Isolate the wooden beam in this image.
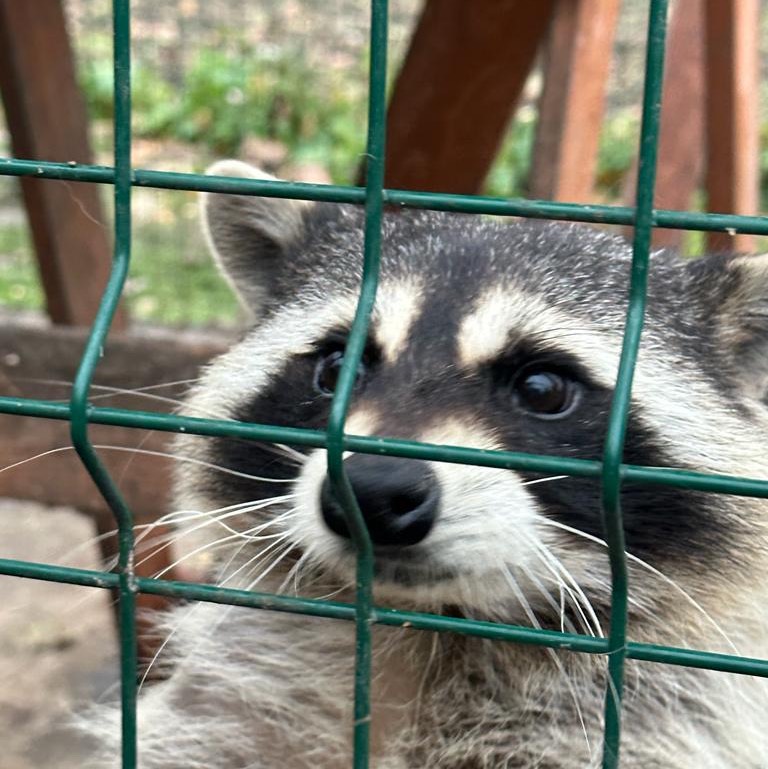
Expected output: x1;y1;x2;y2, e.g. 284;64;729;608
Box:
384;0;556;194
0;0;127;328
529;0;621;202
704;0;759;253
623;0;705;250
0;320;230;520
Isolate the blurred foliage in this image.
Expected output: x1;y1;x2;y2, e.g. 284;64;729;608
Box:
485;108;537;198
5;29;767;326
123;192;242;327
0;224;42;312
79;39;367;182
596;110;639;199
0;187;243;327
79;39;642;197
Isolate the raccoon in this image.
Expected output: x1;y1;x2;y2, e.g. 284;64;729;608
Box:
85;160;768;768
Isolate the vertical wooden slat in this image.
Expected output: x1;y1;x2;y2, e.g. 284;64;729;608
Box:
704;0;759;253
623;0;705;250
530;0;621;202
0;0;127;328
384;0;556;194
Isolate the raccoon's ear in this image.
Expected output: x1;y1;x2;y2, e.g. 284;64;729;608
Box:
202;160;310;314
705;253;768;399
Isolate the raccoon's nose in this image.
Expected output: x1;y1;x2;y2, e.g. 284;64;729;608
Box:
320;455;438;547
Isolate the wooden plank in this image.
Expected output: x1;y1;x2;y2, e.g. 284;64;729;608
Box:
384;0;556;194
623;0;705;250
529;0;621;202
704;0;759;253
0;0;127;328
0;319;230;521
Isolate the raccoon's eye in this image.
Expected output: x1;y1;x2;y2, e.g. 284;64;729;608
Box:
513;367;580;418
314;350;366;397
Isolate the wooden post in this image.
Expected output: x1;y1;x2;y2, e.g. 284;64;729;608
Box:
384;0;556;194
0;0;127;328
623;0;705;250
704;0;759;253
530;0;621;202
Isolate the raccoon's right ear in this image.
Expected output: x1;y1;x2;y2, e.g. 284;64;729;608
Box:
701;252;768;399
202;160;310;314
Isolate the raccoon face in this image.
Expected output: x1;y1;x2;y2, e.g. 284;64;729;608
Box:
176;161;768;626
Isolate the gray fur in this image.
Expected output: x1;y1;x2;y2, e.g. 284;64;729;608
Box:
202;160;308;314
83;162;768;768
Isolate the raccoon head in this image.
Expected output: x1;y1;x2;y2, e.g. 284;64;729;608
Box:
177;161;768;634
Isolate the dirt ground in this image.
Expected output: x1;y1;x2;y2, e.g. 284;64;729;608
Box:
0;499;118;769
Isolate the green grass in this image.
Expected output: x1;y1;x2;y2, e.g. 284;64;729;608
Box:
0;196;241;328
125;205;241;328
0;222;43;312
80;40;369;184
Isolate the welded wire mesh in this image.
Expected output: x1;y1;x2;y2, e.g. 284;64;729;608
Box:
3;1;768;768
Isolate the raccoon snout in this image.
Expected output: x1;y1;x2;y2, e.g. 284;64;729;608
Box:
319;455;438;547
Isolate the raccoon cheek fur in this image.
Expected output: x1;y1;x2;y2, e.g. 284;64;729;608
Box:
81;161;768;769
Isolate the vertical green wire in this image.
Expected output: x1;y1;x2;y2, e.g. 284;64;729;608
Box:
325;1;388;766
68;0;137;766
600;1;669;767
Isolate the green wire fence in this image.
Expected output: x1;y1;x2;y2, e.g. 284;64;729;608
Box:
2;1;768;767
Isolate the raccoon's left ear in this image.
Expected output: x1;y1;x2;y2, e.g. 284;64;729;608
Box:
202;160;310;315
701;252;768;398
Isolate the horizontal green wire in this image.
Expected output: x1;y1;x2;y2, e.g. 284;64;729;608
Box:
2;558;767;678
2;396;768;498
2;156;768;234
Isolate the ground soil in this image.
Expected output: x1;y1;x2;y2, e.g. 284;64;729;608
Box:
0;499;117;769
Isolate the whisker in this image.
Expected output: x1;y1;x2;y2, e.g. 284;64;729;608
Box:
138;600;206;692
134;524;290;576
95;445;298;483
230;540;298;604
133;498;296;571
497;559;592;757
220;524;298;589
528;537;604;638
273;443;307;464
137;497;295;540
517;561;580;635
149;497;288;528
213;532;259;587
0;446;74;475
15;377;200;410
150;531;252;579
274;548;311;595
153;534;302;691
538;517;739;653
0;443;297;484
520;475;569;486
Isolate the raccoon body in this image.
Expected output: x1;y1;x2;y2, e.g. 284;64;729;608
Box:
86;161;768;768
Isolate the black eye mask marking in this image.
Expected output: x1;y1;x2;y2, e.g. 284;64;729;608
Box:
310;329;381;398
